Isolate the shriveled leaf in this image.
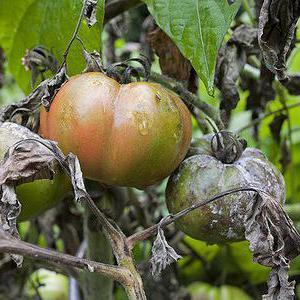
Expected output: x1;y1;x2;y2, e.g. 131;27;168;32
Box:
0;65;67;131
41;65;67;110
279;139;291;173
147;21;192;82
143;0;242;94
84;0;98;28
0;0;105;93
82;49;104;72
215;25;258;113
282;75;300;95
258;0;300;81
245;193;300;299
21;46;59;87
150;227;182;277
269;114;287;144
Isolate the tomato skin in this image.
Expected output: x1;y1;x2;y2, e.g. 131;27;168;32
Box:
0;123;71;221
166;136;285;244
39;72;192;188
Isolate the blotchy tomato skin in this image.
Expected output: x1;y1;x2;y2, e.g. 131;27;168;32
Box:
39;72;192;187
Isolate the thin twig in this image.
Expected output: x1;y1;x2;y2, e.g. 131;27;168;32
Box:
237;102;300;133
60;0;87;69
127;187;264;249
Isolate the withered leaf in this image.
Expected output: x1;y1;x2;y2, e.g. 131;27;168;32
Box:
281;75;300;95
0;122;95;267
0;65;67;131
258;0;300;81
84;0;98;28
83;49;104;73
21;46;59;87
245;193;300;299
269;113;287;144
41;65;67;110
279;138;291;173
150;227;181;277
215;25;258;113
147;20;191;83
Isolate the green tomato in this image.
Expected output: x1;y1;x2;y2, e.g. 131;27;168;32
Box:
25;269;68;300
166;134;285;244
0;122;71;221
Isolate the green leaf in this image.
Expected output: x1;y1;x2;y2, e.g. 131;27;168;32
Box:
0;0;105;93
143;0;241;95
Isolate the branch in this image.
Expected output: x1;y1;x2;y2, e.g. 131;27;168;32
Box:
149;72;225;130
237;101;300;133
127;187;262;249
0;231;132;286
104;0;142;24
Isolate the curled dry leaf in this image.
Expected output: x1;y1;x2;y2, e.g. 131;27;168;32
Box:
84;0;98;28
21;46;59;87
245;193;300;299
215;25;258;114
0;122;94;266
281;75;300;95
0;65;67;131
147;20;192;83
150;227;182;277
258;0;300;81
82;49;104;73
269;114;287;144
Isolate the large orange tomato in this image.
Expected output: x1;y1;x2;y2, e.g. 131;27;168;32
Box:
39;72;192;188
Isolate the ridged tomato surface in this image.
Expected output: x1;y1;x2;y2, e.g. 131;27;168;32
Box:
39;72;192;187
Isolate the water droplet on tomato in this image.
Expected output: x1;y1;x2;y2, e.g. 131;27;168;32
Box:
133;112;151;136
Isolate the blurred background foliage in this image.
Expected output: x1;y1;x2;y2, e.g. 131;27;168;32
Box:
0;1;300;299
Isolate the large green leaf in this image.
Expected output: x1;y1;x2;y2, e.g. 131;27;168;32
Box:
0;0;104;93
143;0;241;95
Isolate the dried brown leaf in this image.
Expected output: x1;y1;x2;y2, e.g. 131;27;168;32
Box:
147;23;191;82
245;193;300;299
84;0;98;28
258;0;300;81
215;25;258;113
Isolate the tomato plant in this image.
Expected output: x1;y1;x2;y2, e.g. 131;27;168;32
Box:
39;72;192;188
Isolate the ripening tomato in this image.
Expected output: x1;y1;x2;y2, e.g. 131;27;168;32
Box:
0;122;71;221
39;72;192;188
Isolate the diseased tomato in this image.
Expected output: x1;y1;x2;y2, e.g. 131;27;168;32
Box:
166;133;285;244
39;72;192;188
0;122;71;221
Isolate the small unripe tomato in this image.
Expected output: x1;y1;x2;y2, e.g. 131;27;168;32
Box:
39;72;192;188
0;123;71;221
166;134;285;244
25;269;68;300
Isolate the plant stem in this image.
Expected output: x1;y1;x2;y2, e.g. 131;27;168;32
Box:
237;102;300;133
127;187;263;249
61;0;86;69
79;200;114;300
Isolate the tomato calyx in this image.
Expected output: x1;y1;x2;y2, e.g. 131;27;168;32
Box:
211;131;247;164
105;55;151;84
